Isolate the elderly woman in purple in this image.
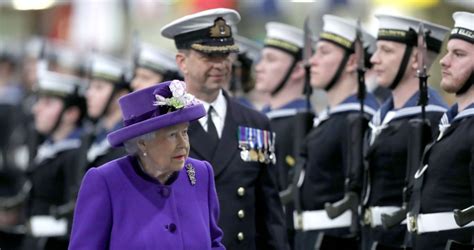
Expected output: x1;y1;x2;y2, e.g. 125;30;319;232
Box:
69;80;225;249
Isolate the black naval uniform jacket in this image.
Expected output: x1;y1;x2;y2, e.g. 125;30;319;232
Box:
300;94;379;211
362;89;447;247
364;89;447;207
188;92;289;250
26;129;84;249
411;103;474;250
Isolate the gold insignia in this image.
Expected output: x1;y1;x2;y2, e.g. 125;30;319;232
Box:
249;149;259;162
209;18;231;38
190;43;239;53
285;155;295;167
185;164;196;186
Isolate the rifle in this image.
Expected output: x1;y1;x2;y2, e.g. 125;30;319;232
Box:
324;20;366;235
454;206;474;227
302;17;313;113
381;23;432;229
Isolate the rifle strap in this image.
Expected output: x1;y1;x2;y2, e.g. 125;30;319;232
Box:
409;141;435;218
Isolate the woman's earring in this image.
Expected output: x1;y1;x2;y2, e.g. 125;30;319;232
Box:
143;152;147;157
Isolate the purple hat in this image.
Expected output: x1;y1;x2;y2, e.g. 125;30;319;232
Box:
107;80;205;147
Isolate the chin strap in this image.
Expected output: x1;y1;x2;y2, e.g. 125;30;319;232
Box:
271;59;299;96
389;45;413;90
456;71;474;95
324;51;351;91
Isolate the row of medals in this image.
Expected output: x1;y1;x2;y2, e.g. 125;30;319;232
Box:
240;145;276;164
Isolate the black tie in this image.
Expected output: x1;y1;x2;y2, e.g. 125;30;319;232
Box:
207;106;219;152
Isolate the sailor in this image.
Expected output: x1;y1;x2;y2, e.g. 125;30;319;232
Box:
294;15;380;250
407;11;474;250
361;14;449;249
25;70;87;250
254;21;315;249
83;53;131;171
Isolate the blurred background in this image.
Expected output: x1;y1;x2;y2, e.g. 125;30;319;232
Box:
0;0;473;105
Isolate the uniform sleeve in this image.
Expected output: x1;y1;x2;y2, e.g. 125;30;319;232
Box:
253;118;290;250
69;168;112;250
204;161;225;250
255;162;290;250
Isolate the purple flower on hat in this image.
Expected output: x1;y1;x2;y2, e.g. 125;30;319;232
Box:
153;80;200;111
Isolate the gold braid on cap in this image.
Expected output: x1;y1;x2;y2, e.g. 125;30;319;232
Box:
378;29;409;39
92;72;121;83
320;32;352;49
37;90;69;98
190;43;239;53
264;38;300;53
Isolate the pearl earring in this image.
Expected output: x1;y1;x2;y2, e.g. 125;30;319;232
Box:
143;152;147;157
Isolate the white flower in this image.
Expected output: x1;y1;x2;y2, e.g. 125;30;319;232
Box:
169;80;186;97
153;94;168;106
183;93;197;106
152;81;200;110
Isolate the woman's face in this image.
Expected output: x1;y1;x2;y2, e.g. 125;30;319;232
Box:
309;41;345;89
370;41;408;88
142;122;190;173
32;95;64;135
86;79;114;119
131;67;164;91
255;47;294;93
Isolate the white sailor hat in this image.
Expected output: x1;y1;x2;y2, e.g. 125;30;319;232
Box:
264;22;304;58
375;14;449;53
36;70;85;98
161;8;240;54
320;15;375;52
234;35;262;63
24;37;45;59
47;41;83;72
88;54;130;87
449;12;473;43
134;43;178;74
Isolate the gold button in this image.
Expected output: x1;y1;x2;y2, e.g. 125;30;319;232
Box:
237;232;244;241
237;209;245;219
237;187;245;197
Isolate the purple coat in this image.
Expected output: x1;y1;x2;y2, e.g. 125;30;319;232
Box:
69;155;225;250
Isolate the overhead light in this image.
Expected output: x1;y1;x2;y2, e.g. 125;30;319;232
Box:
12;0;56;10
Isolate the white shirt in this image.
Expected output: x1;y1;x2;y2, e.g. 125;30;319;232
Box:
198;90;227;138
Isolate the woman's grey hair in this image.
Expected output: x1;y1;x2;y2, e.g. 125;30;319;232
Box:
123;132;156;155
